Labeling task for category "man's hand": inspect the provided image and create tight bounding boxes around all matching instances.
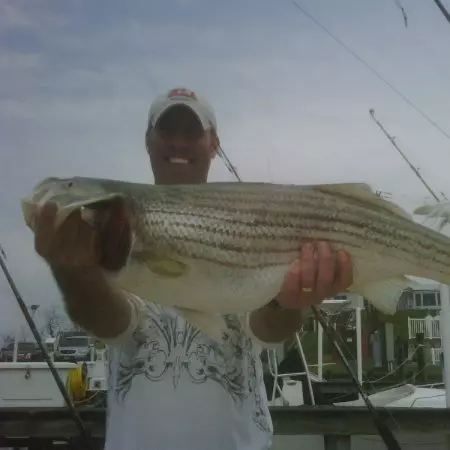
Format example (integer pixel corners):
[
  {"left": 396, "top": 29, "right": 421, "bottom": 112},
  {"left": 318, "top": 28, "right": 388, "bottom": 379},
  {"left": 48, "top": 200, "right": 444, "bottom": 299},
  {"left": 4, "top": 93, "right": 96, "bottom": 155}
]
[
  {"left": 248, "top": 242, "right": 353, "bottom": 344},
  {"left": 33, "top": 202, "right": 101, "bottom": 269},
  {"left": 276, "top": 242, "right": 353, "bottom": 309},
  {"left": 31, "top": 202, "right": 132, "bottom": 339}
]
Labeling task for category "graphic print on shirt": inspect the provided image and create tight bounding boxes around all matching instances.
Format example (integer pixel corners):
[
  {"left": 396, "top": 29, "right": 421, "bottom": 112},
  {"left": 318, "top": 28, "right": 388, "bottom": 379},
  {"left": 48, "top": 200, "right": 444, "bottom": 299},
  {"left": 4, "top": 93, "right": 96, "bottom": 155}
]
[{"left": 110, "top": 301, "right": 271, "bottom": 433}]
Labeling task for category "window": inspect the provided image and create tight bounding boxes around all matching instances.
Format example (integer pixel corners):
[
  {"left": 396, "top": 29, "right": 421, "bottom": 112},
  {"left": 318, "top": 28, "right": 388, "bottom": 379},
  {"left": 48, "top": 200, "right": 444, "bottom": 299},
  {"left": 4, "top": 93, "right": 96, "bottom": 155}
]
[
  {"left": 5, "top": 342, "right": 36, "bottom": 352},
  {"left": 423, "top": 293, "right": 437, "bottom": 307},
  {"left": 59, "top": 337, "right": 89, "bottom": 347},
  {"left": 413, "top": 291, "right": 440, "bottom": 309},
  {"left": 414, "top": 293, "right": 422, "bottom": 308}
]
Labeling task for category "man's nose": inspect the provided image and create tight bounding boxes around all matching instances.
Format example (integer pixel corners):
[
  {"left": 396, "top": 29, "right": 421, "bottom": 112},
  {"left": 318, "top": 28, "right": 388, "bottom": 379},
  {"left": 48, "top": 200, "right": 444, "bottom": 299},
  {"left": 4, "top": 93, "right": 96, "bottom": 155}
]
[{"left": 166, "top": 134, "right": 190, "bottom": 149}]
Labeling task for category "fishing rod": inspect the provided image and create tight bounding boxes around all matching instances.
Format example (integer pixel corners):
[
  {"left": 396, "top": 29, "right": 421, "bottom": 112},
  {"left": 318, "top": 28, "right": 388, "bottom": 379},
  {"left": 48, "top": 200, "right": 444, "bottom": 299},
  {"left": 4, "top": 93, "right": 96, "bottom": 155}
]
[
  {"left": 217, "top": 148, "right": 402, "bottom": 450},
  {"left": 369, "top": 106, "right": 450, "bottom": 415},
  {"left": 0, "top": 245, "right": 95, "bottom": 450},
  {"left": 369, "top": 109, "right": 441, "bottom": 202},
  {"left": 433, "top": 0, "right": 450, "bottom": 25},
  {"left": 391, "top": 0, "right": 408, "bottom": 27},
  {"left": 311, "top": 306, "right": 401, "bottom": 450},
  {"left": 218, "top": 145, "right": 242, "bottom": 182},
  {"left": 290, "top": 0, "right": 450, "bottom": 142}
]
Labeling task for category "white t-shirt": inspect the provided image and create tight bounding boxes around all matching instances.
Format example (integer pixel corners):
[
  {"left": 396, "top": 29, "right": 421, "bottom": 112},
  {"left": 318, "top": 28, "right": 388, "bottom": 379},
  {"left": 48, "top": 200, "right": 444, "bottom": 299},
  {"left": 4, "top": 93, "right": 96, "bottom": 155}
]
[{"left": 102, "top": 295, "right": 274, "bottom": 450}]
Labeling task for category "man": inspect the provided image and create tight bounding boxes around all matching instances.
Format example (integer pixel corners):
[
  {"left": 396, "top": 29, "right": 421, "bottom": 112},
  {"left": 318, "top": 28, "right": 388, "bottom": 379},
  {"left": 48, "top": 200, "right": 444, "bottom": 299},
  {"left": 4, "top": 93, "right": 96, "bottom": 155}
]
[{"left": 32, "top": 87, "right": 353, "bottom": 450}]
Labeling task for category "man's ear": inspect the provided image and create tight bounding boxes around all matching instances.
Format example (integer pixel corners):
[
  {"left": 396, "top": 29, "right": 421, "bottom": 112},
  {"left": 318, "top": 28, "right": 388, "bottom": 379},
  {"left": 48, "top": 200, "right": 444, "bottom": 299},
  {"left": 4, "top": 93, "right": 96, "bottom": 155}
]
[
  {"left": 210, "top": 129, "right": 220, "bottom": 159},
  {"left": 144, "top": 126, "right": 152, "bottom": 154}
]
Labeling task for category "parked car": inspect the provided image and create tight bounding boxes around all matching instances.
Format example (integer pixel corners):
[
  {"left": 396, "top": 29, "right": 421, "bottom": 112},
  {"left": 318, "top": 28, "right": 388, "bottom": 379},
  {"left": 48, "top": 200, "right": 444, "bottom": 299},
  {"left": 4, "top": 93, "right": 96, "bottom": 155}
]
[
  {"left": 0, "top": 341, "right": 42, "bottom": 362},
  {"left": 54, "top": 330, "right": 93, "bottom": 362}
]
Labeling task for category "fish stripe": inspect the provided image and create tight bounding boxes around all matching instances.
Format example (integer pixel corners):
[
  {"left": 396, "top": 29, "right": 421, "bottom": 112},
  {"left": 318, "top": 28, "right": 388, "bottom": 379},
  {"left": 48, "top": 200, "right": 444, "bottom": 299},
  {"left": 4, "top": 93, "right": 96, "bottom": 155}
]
[
  {"left": 142, "top": 209, "right": 450, "bottom": 263},
  {"left": 33, "top": 178, "right": 450, "bottom": 279},
  {"left": 138, "top": 218, "right": 427, "bottom": 270}
]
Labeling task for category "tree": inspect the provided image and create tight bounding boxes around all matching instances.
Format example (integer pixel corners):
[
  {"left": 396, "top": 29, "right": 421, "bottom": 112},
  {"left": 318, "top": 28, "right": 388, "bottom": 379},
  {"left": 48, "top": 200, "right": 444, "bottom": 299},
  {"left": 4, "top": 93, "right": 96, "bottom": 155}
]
[
  {"left": 42, "top": 305, "right": 66, "bottom": 338},
  {"left": 0, "top": 332, "right": 14, "bottom": 348}
]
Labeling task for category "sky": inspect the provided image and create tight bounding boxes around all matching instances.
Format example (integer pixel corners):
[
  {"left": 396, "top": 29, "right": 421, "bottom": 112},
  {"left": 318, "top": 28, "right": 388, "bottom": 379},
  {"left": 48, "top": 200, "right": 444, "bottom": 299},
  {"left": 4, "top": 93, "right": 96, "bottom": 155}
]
[{"left": 1, "top": 0, "right": 450, "bottom": 336}]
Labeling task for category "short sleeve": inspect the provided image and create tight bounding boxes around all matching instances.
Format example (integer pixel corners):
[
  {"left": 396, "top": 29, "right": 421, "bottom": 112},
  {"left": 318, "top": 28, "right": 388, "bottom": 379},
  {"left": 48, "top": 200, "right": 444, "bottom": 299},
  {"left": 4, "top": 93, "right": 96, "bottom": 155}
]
[
  {"left": 90, "top": 293, "right": 146, "bottom": 347},
  {"left": 240, "top": 312, "right": 284, "bottom": 349}
]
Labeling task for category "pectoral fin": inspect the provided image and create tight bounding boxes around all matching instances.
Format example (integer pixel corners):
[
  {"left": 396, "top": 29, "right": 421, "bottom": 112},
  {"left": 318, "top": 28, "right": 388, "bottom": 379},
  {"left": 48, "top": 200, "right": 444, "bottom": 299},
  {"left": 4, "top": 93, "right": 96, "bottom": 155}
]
[
  {"left": 133, "top": 250, "right": 189, "bottom": 278},
  {"left": 147, "top": 259, "right": 189, "bottom": 278},
  {"left": 176, "top": 308, "right": 227, "bottom": 343}
]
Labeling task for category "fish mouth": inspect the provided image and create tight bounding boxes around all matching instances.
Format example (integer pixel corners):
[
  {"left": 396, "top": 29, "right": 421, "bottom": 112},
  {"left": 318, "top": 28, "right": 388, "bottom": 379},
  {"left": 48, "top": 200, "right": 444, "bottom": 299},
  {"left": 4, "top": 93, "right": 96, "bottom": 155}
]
[{"left": 80, "top": 198, "right": 133, "bottom": 273}]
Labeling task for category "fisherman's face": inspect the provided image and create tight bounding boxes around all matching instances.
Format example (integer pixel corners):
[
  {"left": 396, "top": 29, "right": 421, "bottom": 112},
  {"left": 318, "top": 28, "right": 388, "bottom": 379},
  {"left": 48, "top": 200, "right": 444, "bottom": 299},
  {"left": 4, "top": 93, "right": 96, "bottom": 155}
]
[{"left": 146, "top": 105, "right": 218, "bottom": 185}]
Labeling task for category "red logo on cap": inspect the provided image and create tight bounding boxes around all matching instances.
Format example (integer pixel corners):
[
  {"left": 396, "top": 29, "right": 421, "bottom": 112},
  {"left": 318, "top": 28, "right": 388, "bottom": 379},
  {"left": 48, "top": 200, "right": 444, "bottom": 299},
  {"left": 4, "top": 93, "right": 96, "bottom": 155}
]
[{"left": 168, "top": 88, "right": 197, "bottom": 100}]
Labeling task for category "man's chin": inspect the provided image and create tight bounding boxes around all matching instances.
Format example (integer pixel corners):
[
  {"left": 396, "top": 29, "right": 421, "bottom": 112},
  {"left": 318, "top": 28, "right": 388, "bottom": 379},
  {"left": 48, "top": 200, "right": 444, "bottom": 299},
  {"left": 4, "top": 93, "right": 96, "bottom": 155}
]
[{"left": 156, "top": 167, "right": 203, "bottom": 185}]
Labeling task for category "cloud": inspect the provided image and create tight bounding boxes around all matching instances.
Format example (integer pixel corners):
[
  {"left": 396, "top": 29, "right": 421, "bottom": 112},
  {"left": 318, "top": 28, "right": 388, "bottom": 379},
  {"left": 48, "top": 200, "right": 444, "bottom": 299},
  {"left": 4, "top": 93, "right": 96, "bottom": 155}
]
[
  {"left": 1, "top": 0, "right": 450, "bottom": 332},
  {"left": 0, "top": 1, "right": 37, "bottom": 28},
  {"left": 0, "top": 51, "right": 42, "bottom": 71},
  {"left": 0, "top": 0, "right": 68, "bottom": 30}
]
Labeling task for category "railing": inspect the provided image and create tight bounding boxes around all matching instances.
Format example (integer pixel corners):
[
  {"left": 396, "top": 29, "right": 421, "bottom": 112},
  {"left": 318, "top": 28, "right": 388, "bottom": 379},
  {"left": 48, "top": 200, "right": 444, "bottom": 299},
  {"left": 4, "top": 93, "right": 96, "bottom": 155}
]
[
  {"left": 432, "top": 347, "right": 444, "bottom": 365},
  {"left": 2, "top": 406, "right": 450, "bottom": 449},
  {"left": 408, "top": 315, "right": 441, "bottom": 339}
]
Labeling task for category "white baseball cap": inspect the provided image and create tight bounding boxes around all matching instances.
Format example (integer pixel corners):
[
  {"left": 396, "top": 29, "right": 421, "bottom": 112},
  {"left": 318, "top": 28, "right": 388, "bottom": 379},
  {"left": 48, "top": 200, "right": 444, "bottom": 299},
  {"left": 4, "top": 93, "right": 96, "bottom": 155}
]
[{"left": 148, "top": 87, "right": 217, "bottom": 131}]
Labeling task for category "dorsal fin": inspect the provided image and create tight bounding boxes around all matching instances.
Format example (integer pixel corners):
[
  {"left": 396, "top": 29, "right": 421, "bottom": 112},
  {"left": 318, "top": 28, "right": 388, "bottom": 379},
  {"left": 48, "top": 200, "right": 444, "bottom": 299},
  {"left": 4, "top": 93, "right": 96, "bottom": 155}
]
[{"left": 315, "top": 183, "right": 412, "bottom": 220}]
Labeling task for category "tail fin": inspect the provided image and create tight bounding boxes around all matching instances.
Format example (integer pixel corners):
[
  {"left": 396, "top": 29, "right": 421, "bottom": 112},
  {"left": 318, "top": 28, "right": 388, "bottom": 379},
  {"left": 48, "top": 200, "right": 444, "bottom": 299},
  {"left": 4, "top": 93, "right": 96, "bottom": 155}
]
[{"left": 414, "top": 201, "right": 450, "bottom": 232}]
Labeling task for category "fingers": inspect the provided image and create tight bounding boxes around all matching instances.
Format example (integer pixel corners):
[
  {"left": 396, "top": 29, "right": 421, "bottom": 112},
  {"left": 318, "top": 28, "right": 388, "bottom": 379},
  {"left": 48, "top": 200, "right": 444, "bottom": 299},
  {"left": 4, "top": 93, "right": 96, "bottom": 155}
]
[
  {"left": 33, "top": 202, "right": 101, "bottom": 268},
  {"left": 315, "top": 242, "right": 335, "bottom": 296},
  {"left": 278, "top": 258, "right": 302, "bottom": 304},
  {"left": 278, "top": 244, "right": 320, "bottom": 308},
  {"left": 314, "top": 244, "right": 353, "bottom": 298},
  {"left": 34, "top": 202, "right": 58, "bottom": 257},
  {"left": 299, "top": 242, "right": 337, "bottom": 302},
  {"left": 299, "top": 243, "right": 317, "bottom": 291},
  {"left": 60, "top": 210, "right": 100, "bottom": 266},
  {"left": 277, "top": 241, "right": 353, "bottom": 309},
  {"left": 332, "top": 250, "right": 353, "bottom": 292}
]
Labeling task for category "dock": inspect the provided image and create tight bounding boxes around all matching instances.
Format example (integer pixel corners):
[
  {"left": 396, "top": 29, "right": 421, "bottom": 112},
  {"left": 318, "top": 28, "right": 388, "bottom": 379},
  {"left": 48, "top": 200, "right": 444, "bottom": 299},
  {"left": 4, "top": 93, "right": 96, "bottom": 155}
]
[{"left": 1, "top": 406, "right": 450, "bottom": 449}]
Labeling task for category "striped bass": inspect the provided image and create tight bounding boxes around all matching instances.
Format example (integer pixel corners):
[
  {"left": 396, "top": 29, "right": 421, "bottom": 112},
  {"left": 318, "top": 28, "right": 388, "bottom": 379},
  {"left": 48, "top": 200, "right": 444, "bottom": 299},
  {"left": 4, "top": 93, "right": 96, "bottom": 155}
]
[{"left": 21, "top": 176, "right": 450, "bottom": 340}]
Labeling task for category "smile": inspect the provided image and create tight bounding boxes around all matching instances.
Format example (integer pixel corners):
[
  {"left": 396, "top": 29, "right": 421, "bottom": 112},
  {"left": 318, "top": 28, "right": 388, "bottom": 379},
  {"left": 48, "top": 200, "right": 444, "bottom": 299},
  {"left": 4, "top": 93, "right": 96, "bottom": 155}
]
[{"left": 164, "top": 157, "right": 194, "bottom": 165}]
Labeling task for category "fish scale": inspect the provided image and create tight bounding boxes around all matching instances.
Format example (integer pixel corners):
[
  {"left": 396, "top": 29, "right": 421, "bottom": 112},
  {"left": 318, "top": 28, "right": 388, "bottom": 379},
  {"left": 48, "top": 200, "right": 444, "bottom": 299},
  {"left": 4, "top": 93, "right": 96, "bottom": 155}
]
[
  {"left": 142, "top": 200, "right": 446, "bottom": 268},
  {"left": 21, "top": 176, "right": 450, "bottom": 341}
]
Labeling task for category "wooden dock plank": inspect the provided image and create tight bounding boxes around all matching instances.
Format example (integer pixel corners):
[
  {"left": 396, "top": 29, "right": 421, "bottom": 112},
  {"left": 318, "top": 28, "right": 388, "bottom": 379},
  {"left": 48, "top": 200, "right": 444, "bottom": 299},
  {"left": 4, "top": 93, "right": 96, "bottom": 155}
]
[
  {"left": 270, "top": 406, "right": 450, "bottom": 435},
  {"left": 1, "top": 406, "right": 450, "bottom": 439}
]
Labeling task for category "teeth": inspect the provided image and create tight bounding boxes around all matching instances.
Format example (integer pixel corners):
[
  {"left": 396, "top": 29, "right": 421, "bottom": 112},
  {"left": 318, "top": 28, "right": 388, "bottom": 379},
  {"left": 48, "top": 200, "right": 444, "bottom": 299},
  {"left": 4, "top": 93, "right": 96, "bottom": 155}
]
[{"left": 169, "top": 157, "right": 189, "bottom": 164}]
